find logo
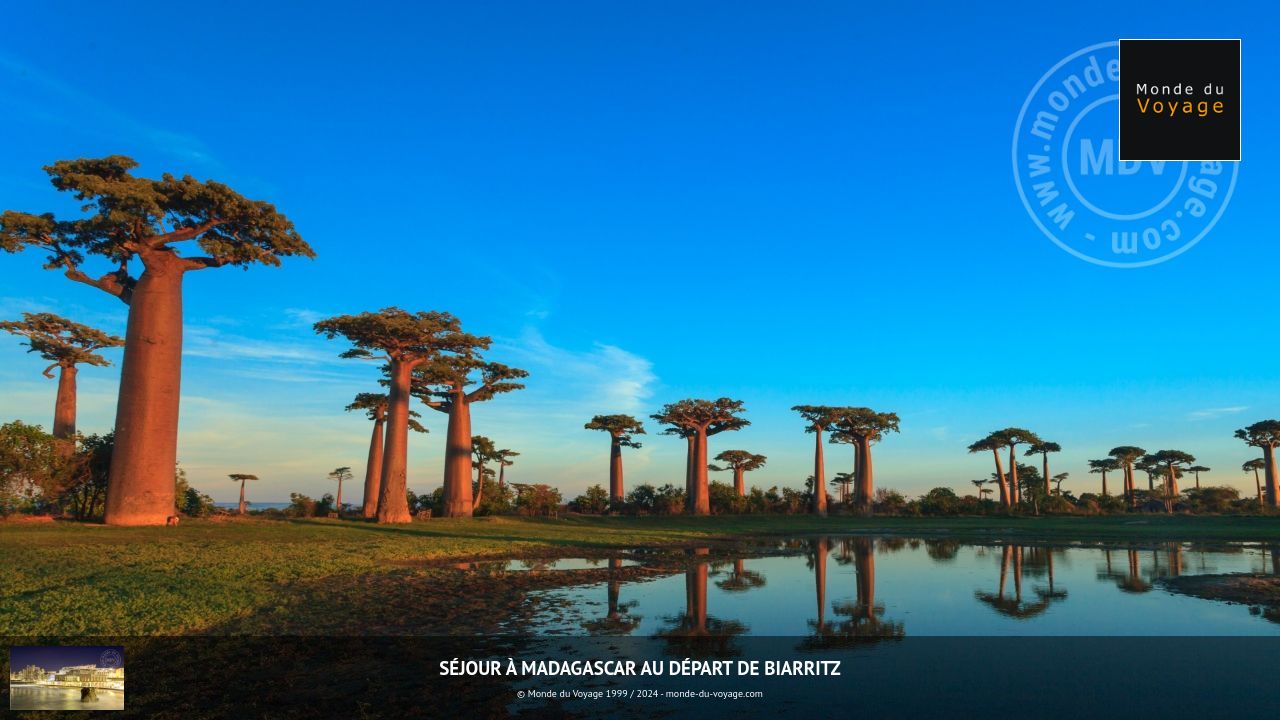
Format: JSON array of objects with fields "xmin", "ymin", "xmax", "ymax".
[
  {"xmin": 1012, "ymin": 42, "xmax": 1238, "ymax": 267},
  {"xmin": 99, "ymin": 649, "xmax": 123, "ymax": 668}
]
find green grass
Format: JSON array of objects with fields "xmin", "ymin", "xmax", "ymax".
[{"xmin": 2, "ymin": 513, "xmax": 1278, "ymax": 636}]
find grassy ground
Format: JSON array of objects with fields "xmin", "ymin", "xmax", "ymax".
[{"xmin": 2, "ymin": 513, "xmax": 1278, "ymax": 636}]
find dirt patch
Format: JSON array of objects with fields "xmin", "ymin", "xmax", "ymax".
[{"xmin": 1160, "ymin": 573, "xmax": 1280, "ymax": 622}]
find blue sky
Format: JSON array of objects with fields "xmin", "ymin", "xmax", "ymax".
[{"xmin": 1, "ymin": 2, "xmax": 1276, "ymax": 502}]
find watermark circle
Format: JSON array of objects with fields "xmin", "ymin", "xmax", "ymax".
[
  {"xmin": 99, "ymin": 649, "xmax": 122, "ymax": 668},
  {"xmin": 1012, "ymin": 42, "xmax": 1238, "ymax": 268}
]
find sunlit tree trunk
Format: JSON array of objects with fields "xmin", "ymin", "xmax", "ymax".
[
  {"xmin": 52, "ymin": 363, "xmax": 77, "ymax": 455},
  {"xmin": 1008, "ymin": 447, "xmax": 1021, "ymax": 505},
  {"xmin": 1101, "ymin": 470, "xmax": 1108, "ymax": 497},
  {"xmin": 812, "ymin": 429, "xmax": 827, "ymax": 516},
  {"xmin": 335, "ymin": 476, "xmax": 344, "ymax": 512},
  {"xmin": 690, "ymin": 430, "xmax": 710, "ymax": 515},
  {"xmin": 1264, "ymin": 445, "xmax": 1279, "ymax": 509},
  {"xmin": 361, "ymin": 407, "xmax": 386, "ymax": 519},
  {"xmin": 990, "ymin": 448, "xmax": 1009, "ymax": 507},
  {"xmin": 1254, "ymin": 468, "xmax": 1263, "ymax": 509},
  {"xmin": 609, "ymin": 435, "xmax": 624, "ymax": 504},
  {"xmin": 237, "ymin": 478, "xmax": 246, "ymax": 515},
  {"xmin": 442, "ymin": 387, "xmax": 474, "ymax": 517},
  {"xmin": 376, "ymin": 361, "xmax": 414, "ymax": 523},
  {"xmin": 857, "ymin": 435, "xmax": 874, "ymax": 512},
  {"xmin": 105, "ymin": 262, "xmax": 184, "ymax": 526},
  {"xmin": 733, "ymin": 467, "xmax": 745, "ymax": 497},
  {"xmin": 1042, "ymin": 453, "xmax": 1051, "ymax": 495},
  {"xmin": 684, "ymin": 435, "xmax": 695, "ymax": 511}
]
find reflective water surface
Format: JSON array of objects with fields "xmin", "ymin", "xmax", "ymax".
[
  {"xmin": 519, "ymin": 537, "xmax": 1280, "ymax": 636},
  {"xmin": 9, "ymin": 685, "xmax": 125, "ymax": 711}
]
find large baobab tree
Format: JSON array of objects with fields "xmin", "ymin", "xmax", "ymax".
[
  {"xmin": 328, "ymin": 466, "xmax": 353, "ymax": 513},
  {"xmin": 345, "ymin": 392, "xmax": 426, "ymax": 518},
  {"xmin": 230, "ymin": 473, "xmax": 258, "ymax": 515},
  {"xmin": 1025, "ymin": 440, "xmax": 1061, "ymax": 495},
  {"xmin": 1, "ymin": 157, "xmax": 312, "ymax": 525},
  {"xmin": 709, "ymin": 450, "xmax": 767, "ymax": 497},
  {"xmin": 997, "ymin": 428, "xmax": 1041, "ymax": 506},
  {"xmin": 968, "ymin": 434, "xmax": 1010, "ymax": 507},
  {"xmin": 1088, "ymin": 458, "xmax": 1120, "ymax": 497},
  {"xmin": 1147, "ymin": 450, "xmax": 1194, "ymax": 506},
  {"xmin": 830, "ymin": 407, "xmax": 900, "ymax": 512},
  {"xmin": 652, "ymin": 398, "xmax": 749, "ymax": 515},
  {"xmin": 0, "ymin": 312, "xmax": 122, "ymax": 448},
  {"xmin": 1235, "ymin": 420, "xmax": 1280, "ymax": 508},
  {"xmin": 1244, "ymin": 458, "xmax": 1265, "ymax": 509},
  {"xmin": 585, "ymin": 414, "xmax": 645, "ymax": 505},
  {"xmin": 417, "ymin": 354, "xmax": 527, "ymax": 517},
  {"xmin": 792, "ymin": 406, "xmax": 844, "ymax": 516},
  {"xmin": 1108, "ymin": 446, "xmax": 1146, "ymax": 508},
  {"xmin": 1186, "ymin": 465, "xmax": 1210, "ymax": 490},
  {"xmin": 316, "ymin": 309, "xmax": 479, "ymax": 523}
]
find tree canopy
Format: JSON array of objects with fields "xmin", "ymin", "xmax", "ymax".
[
  {"xmin": 1108, "ymin": 446, "xmax": 1147, "ymax": 465},
  {"xmin": 0, "ymin": 312, "xmax": 122, "ymax": 374},
  {"xmin": 791, "ymin": 405, "xmax": 844, "ymax": 431},
  {"xmin": 0, "ymin": 156, "xmax": 312, "ymax": 303},
  {"xmin": 831, "ymin": 407, "xmax": 901, "ymax": 444},
  {"xmin": 345, "ymin": 391, "xmax": 427, "ymax": 432},
  {"xmin": 585, "ymin": 414, "xmax": 646, "ymax": 448},
  {"xmin": 315, "ymin": 309, "xmax": 481, "ymax": 369},
  {"xmin": 1026, "ymin": 441, "xmax": 1061, "ymax": 457},
  {"xmin": 709, "ymin": 450, "xmax": 767, "ymax": 472},
  {"xmin": 1235, "ymin": 420, "xmax": 1280, "ymax": 449},
  {"xmin": 416, "ymin": 355, "xmax": 528, "ymax": 411},
  {"xmin": 229, "ymin": 473, "xmax": 258, "ymax": 482}
]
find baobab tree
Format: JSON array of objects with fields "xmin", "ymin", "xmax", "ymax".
[
  {"xmin": 970, "ymin": 479, "xmax": 987, "ymax": 499},
  {"xmin": 494, "ymin": 448, "xmax": 519, "ymax": 492},
  {"xmin": 585, "ymin": 414, "xmax": 645, "ymax": 505},
  {"xmin": 230, "ymin": 473, "xmax": 258, "ymax": 515},
  {"xmin": 1, "ymin": 157, "xmax": 312, "ymax": 525},
  {"xmin": 1186, "ymin": 465, "xmax": 1210, "ymax": 490},
  {"xmin": 968, "ymin": 434, "xmax": 1010, "ymax": 507},
  {"xmin": 1052, "ymin": 472, "xmax": 1069, "ymax": 494},
  {"xmin": 345, "ymin": 392, "xmax": 426, "ymax": 518},
  {"xmin": 417, "ymin": 354, "xmax": 528, "ymax": 517},
  {"xmin": 1088, "ymin": 458, "xmax": 1120, "ymax": 497},
  {"xmin": 316, "ymin": 309, "xmax": 480, "ymax": 523},
  {"xmin": 997, "ymin": 428, "xmax": 1041, "ymax": 506},
  {"xmin": 652, "ymin": 398, "xmax": 749, "ymax": 515},
  {"xmin": 1025, "ymin": 440, "xmax": 1061, "ymax": 495},
  {"xmin": 835, "ymin": 473, "xmax": 857, "ymax": 504},
  {"xmin": 470, "ymin": 435, "xmax": 502, "ymax": 510},
  {"xmin": 791, "ymin": 406, "xmax": 845, "ymax": 516},
  {"xmin": 709, "ymin": 450, "xmax": 767, "ymax": 497},
  {"xmin": 830, "ymin": 407, "xmax": 900, "ymax": 512},
  {"xmin": 328, "ymin": 466, "xmax": 353, "ymax": 514},
  {"xmin": 1147, "ymin": 450, "xmax": 1195, "ymax": 506},
  {"xmin": 1109, "ymin": 446, "xmax": 1147, "ymax": 508},
  {"xmin": 1244, "ymin": 458, "xmax": 1265, "ymax": 509},
  {"xmin": 1235, "ymin": 420, "xmax": 1280, "ymax": 508},
  {"xmin": 0, "ymin": 312, "xmax": 122, "ymax": 449}
]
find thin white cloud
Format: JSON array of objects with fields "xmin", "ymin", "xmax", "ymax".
[{"xmin": 1187, "ymin": 406, "xmax": 1248, "ymax": 421}]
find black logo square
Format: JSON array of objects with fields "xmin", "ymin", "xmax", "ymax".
[{"xmin": 1119, "ymin": 39, "xmax": 1240, "ymax": 161}]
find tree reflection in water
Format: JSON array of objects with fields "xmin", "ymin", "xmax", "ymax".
[
  {"xmin": 975, "ymin": 545, "xmax": 1051, "ymax": 618},
  {"xmin": 580, "ymin": 557, "xmax": 641, "ymax": 635},
  {"xmin": 801, "ymin": 537, "xmax": 904, "ymax": 650},
  {"xmin": 660, "ymin": 548, "xmax": 746, "ymax": 656}
]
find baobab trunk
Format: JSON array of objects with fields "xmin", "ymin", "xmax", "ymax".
[
  {"xmin": 472, "ymin": 461, "xmax": 484, "ymax": 511},
  {"xmin": 1264, "ymin": 445, "xmax": 1279, "ymax": 509},
  {"xmin": 104, "ymin": 264, "xmax": 184, "ymax": 526},
  {"xmin": 857, "ymin": 435, "xmax": 874, "ymax": 512},
  {"xmin": 812, "ymin": 429, "xmax": 827, "ymax": 516},
  {"xmin": 335, "ymin": 478, "xmax": 343, "ymax": 512},
  {"xmin": 361, "ymin": 408, "xmax": 386, "ymax": 519},
  {"xmin": 854, "ymin": 538, "xmax": 875, "ymax": 618},
  {"xmin": 441, "ymin": 389, "xmax": 474, "ymax": 517},
  {"xmin": 1008, "ymin": 447, "xmax": 1020, "ymax": 505},
  {"xmin": 1101, "ymin": 470, "xmax": 1108, "ymax": 497},
  {"xmin": 1042, "ymin": 454, "xmax": 1051, "ymax": 495},
  {"xmin": 52, "ymin": 363, "xmax": 77, "ymax": 454},
  {"xmin": 498, "ymin": 464, "xmax": 506, "ymax": 493},
  {"xmin": 1255, "ymin": 468, "xmax": 1263, "ymax": 509},
  {"xmin": 733, "ymin": 467, "xmax": 745, "ymax": 497},
  {"xmin": 684, "ymin": 434, "xmax": 695, "ymax": 507},
  {"xmin": 990, "ymin": 448, "xmax": 1009, "ymax": 507},
  {"xmin": 609, "ymin": 435, "xmax": 624, "ymax": 504},
  {"xmin": 689, "ymin": 430, "xmax": 710, "ymax": 515},
  {"xmin": 1167, "ymin": 466, "xmax": 1179, "ymax": 498},
  {"xmin": 237, "ymin": 478, "xmax": 246, "ymax": 515},
  {"xmin": 375, "ymin": 361, "xmax": 414, "ymax": 523}
]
